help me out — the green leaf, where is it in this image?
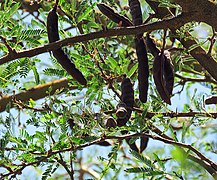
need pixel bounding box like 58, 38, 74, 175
130, 150, 153, 168
3, 3, 20, 23
32, 65, 40, 84
107, 56, 118, 70
77, 2, 97, 23
127, 63, 138, 78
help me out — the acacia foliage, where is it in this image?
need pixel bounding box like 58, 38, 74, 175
0, 0, 217, 179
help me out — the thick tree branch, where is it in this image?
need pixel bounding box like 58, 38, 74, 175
0, 78, 77, 113
0, 14, 191, 65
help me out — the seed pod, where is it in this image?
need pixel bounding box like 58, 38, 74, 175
163, 51, 174, 96
47, 5, 60, 43
126, 138, 139, 152
122, 130, 139, 153
116, 102, 128, 119
116, 76, 134, 126
47, 5, 87, 85
121, 76, 134, 108
135, 38, 149, 103
128, 0, 143, 26
128, 0, 143, 38
205, 96, 217, 105
145, 34, 160, 57
52, 49, 87, 85
97, 141, 111, 146
67, 118, 75, 130
104, 116, 117, 129
97, 3, 133, 27
153, 54, 171, 104
140, 136, 149, 153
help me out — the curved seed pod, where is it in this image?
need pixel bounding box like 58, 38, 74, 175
97, 3, 133, 27
121, 76, 134, 108
116, 102, 128, 119
67, 118, 75, 130
163, 51, 174, 96
47, 5, 87, 85
97, 141, 111, 146
153, 54, 171, 104
145, 34, 160, 57
126, 138, 139, 152
52, 49, 87, 85
104, 116, 117, 129
122, 130, 139, 153
205, 96, 217, 105
116, 76, 134, 126
47, 5, 60, 43
128, 0, 143, 26
140, 135, 149, 153
135, 38, 149, 103
128, 0, 143, 38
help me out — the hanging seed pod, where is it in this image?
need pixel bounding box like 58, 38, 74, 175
47, 5, 87, 85
67, 118, 76, 130
145, 34, 160, 57
128, 0, 143, 26
135, 38, 149, 103
52, 49, 87, 85
205, 96, 217, 105
126, 138, 139, 152
116, 76, 134, 126
104, 116, 117, 129
121, 76, 134, 108
128, 0, 143, 38
97, 141, 111, 146
153, 54, 171, 104
122, 130, 139, 153
116, 102, 128, 119
163, 51, 174, 96
140, 135, 149, 153
47, 5, 60, 43
97, 3, 133, 27
146, 34, 174, 98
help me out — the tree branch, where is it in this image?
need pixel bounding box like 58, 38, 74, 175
0, 78, 77, 113
0, 13, 191, 66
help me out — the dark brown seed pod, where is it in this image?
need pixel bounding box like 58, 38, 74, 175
153, 54, 171, 104
140, 136, 149, 153
122, 130, 139, 153
135, 38, 149, 103
145, 34, 160, 57
96, 141, 111, 146
105, 116, 117, 129
116, 102, 128, 119
67, 118, 75, 130
163, 51, 174, 96
126, 138, 139, 152
128, 0, 143, 26
47, 5, 87, 86
52, 49, 87, 85
121, 76, 134, 108
97, 3, 133, 27
116, 76, 134, 126
128, 0, 143, 38
205, 96, 217, 105
47, 5, 59, 43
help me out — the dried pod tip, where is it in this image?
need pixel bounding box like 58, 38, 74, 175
116, 106, 128, 119
105, 117, 117, 128
67, 119, 75, 129
205, 96, 217, 105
